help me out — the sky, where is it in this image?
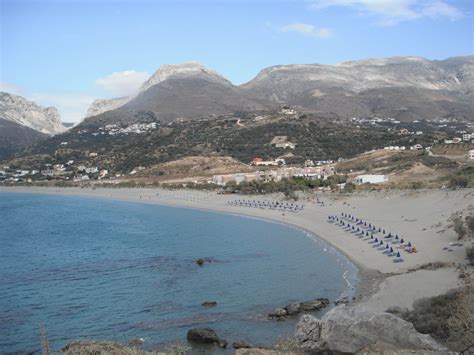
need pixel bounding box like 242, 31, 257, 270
1, 0, 473, 123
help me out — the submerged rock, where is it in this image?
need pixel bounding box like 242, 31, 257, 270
295, 304, 448, 353
187, 328, 227, 348
201, 301, 217, 307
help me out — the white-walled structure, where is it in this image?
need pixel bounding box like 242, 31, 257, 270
353, 174, 388, 185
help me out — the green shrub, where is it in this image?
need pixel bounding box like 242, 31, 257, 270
448, 176, 468, 189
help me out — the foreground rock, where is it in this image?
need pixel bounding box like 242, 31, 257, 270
295, 305, 448, 353
186, 328, 227, 348
232, 340, 252, 349
60, 340, 150, 354
269, 298, 329, 319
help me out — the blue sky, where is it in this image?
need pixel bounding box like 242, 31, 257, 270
1, 0, 473, 122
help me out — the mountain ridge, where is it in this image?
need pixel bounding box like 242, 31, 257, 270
83, 56, 474, 124
0, 92, 64, 135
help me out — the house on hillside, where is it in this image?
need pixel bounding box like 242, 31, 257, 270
250, 157, 279, 166
353, 174, 388, 185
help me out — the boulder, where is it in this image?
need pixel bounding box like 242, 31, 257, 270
232, 340, 252, 349
285, 302, 301, 316
295, 305, 448, 353
269, 308, 287, 318
186, 328, 227, 348
300, 298, 330, 311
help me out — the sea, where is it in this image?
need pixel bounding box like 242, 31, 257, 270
0, 192, 358, 353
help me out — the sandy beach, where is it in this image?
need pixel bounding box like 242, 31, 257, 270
1, 186, 472, 312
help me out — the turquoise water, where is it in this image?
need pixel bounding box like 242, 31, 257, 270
0, 192, 358, 353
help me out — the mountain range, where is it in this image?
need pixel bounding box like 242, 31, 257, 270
1, 56, 473, 160
83, 56, 474, 126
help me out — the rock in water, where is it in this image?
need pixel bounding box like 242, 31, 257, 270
285, 302, 301, 316
201, 301, 217, 307
295, 305, 448, 353
196, 258, 205, 266
300, 298, 330, 311
187, 328, 227, 348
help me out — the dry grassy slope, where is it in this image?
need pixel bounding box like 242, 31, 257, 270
431, 143, 474, 156
139, 156, 252, 180
335, 149, 416, 174
335, 149, 460, 186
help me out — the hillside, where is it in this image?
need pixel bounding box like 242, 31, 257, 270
0, 118, 48, 160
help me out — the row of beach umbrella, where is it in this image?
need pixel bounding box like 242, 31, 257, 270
327, 212, 416, 263
228, 199, 304, 212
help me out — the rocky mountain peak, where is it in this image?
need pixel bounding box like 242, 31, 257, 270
139, 61, 229, 92
0, 92, 64, 135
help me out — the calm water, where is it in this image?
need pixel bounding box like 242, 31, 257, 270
0, 192, 358, 353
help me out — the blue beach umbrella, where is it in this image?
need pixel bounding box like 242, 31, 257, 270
375, 238, 378, 242
401, 238, 405, 244
408, 241, 412, 247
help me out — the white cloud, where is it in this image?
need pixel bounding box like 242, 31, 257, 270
310, 0, 464, 25
280, 23, 334, 38
95, 70, 149, 96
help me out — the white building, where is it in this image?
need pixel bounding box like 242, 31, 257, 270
353, 174, 388, 185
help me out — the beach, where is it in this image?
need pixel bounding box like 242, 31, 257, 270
1, 186, 472, 313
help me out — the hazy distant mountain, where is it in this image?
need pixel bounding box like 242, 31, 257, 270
83, 62, 272, 126
85, 96, 130, 118
83, 56, 474, 125
0, 117, 48, 160
241, 56, 474, 121
0, 92, 64, 134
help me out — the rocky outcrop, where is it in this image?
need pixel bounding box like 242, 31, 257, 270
0, 92, 64, 134
186, 328, 227, 348
295, 305, 448, 353
269, 298, 329, 319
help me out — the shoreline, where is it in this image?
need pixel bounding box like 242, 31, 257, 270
1, 185, 470, 311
